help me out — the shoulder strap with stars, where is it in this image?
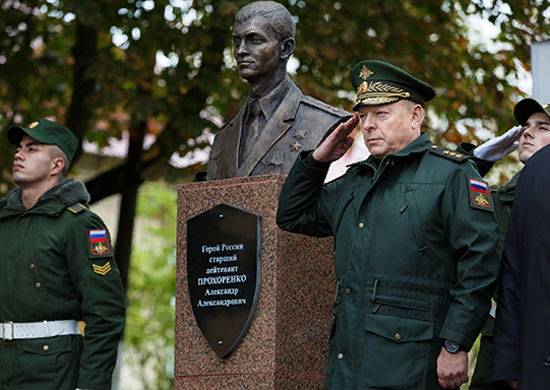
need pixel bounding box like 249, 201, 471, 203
67, 202, 88, 214
429, 145, 469, 162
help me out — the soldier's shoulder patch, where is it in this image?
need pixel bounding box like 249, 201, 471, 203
467, 177, 494, 211
88, 229, 113, 258
429, 145, 468, 162
92, 261, 112, 276
67, 202, 88, 214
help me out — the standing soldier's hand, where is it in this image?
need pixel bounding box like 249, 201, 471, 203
473, 125, 523, 161
436, 347, 469, 388
312, 115, 359, 162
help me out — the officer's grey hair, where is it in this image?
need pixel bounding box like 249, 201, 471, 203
48, 145, 70, 177
235, 1, 296, 41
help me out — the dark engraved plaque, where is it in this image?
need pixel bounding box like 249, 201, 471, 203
187, 204, 261, 358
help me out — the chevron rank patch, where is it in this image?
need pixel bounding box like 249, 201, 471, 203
468, 178, 494, 211
92, 261, 112, 276
88, 229, 112, 258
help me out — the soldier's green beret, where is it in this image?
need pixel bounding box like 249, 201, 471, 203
7, 119, 79, 164
351, 59, 435, 110
514, 98, 550, 126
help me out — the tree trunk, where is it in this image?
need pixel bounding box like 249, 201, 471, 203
114, 120, 147, 292
66, 20, 98, 140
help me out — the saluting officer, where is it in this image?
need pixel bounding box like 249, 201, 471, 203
0, 119, 125, 390
277, 60, 499, 389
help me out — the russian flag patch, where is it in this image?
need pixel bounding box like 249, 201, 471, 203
88, 229, 112, 258
468, 178, 493, 211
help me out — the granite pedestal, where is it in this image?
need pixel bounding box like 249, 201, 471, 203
175, 175, 335, 389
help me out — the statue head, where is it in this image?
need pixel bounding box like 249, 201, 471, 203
232, 1, 296, 84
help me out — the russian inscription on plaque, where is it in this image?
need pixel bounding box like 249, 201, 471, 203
187, 204, 261, 358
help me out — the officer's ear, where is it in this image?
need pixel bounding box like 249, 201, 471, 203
410, 104, 425, 131
280, 37, 295, 60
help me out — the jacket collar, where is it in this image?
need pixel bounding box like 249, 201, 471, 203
0, 178, 90, 218
252, 77, 293, 121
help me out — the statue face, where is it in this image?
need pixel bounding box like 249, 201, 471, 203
232, 16, 282, 83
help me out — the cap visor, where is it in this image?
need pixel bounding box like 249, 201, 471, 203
514, 98, 546, 126
6, 126, 28, 146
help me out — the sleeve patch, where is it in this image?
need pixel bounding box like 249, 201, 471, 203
468, 178, 494, 211
92, 261, 112, 276
89, 229, 113, 258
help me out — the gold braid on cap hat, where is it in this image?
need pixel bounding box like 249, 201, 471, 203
355, 81, 411, 106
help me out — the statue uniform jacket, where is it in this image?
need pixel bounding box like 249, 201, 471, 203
0, 179, 125, 390
276, 133, 499, 389
207, 80, 350, 179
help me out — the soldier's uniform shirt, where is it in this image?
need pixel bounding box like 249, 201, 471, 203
207, 78, 350, 179
470, 172, 518, 390
0, 179, 125, 390
277, 133, 499, 389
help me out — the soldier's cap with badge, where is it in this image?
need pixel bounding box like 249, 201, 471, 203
514, 98, 550, 126
351, 59, 435, 110
6, 118, 79, 164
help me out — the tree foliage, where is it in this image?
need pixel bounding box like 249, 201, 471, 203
0, 0, 547, 299
124, 180, 176, 389
0, 1, 547, 183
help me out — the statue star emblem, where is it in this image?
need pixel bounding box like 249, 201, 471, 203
359, 66, 374, 80
290, 141, 302, 152
293, 131, 306, 141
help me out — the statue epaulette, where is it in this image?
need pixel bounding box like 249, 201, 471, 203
429, 145, 469, 162
67, 202, 88, 214
301, 95, 350, 118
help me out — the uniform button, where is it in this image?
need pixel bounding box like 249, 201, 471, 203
29, 263, 35, 269
42, 344, 49, 352
337, 352, 344, 360
344, 287, 352, 295
358, 222, 365, 229
35, 282, 41, 288
394, 333, 401, 341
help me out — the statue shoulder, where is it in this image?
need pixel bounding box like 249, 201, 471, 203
300, 95, 350, 119
216, 105, 246, 135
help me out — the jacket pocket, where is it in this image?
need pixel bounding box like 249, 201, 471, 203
403, 186, 428, 253
371, 294, 433, 322
15, 336, 78, 390
360, 313, 433, 389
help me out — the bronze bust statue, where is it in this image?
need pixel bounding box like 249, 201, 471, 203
206, 1, 350, 179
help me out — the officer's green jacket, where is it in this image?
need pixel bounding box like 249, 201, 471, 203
0, 179, 125, 390
277, 133, 499, 389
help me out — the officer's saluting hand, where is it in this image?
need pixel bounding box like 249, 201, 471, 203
277, 60, 499, 389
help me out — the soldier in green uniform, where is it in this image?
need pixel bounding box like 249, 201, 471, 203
0, 119, 125, 390
468, 98, 550, 390
276, 60, 499, 389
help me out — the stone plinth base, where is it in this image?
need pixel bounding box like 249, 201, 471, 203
176, 175, 334, 389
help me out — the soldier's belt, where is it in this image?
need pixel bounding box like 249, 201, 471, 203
0, 320, 79, 341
